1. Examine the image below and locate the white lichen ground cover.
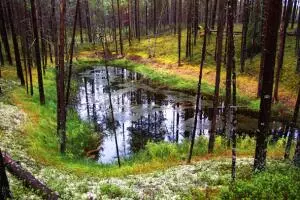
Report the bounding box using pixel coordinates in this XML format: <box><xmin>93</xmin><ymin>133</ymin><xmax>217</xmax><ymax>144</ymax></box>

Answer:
<box><xmin>0</xmin><ymin>99</ymin><xmax>253</xmax><ymax>200</ymax></box>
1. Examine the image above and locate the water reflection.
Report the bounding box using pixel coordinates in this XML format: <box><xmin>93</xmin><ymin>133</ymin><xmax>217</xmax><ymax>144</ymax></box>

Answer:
<box><xmin>76</xmin><ymin>66</ymin><xmax>295</xmax><ymax>163</ymax></box>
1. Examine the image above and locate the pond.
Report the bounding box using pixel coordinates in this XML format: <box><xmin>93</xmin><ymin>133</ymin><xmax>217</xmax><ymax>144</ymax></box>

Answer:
<box><xmin>76</xmin><ymin>66</ymin><xmax>289</xmax><ymax>164</ymax></box>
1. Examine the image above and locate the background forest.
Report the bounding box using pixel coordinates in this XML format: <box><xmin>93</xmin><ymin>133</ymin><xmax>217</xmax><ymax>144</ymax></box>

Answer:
<box><xmin>0</xmin><ymin>0</ymin><xmax>300</xmax><ymax>199</ymax></box>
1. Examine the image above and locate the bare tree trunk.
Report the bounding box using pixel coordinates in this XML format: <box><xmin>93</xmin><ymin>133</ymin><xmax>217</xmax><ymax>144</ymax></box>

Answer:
<box><xmin>226</xmin><ymin>0</ymin><xmax>237</xmax><ymax>181</ymax></box>
<box><xmin>85</xmin><ymin>0</ymin><xmax>92</xmax><ymax>43</ymax></box>
<box><xmin>66</xmin><ymin>0</ymin><xmax>80</xmax><ymax>107</ymax></box>
<box><xmin>117</xmin><ymin>0</ymin><xmax>124</xmax><ymax>56</ymax></box>
<box><xmin>0</xmin><ymin>41</ymin><xmax>3</xmax><ymax>67</ymax></box>
<box><xmin>135</xmin><ymin>0</ymin><xmax>140</xmax><ymax>41</ymax></box>
<box><xmin>0</xmin><ymin>0</ymin><xmax>12</xmax><ymax>65</ymax></box>
<box><xmin>208</xmin><ymin>0</ymin><xmax>226</xmax><ymax>153</ymax></box>
<box><xmin>111</xmin><ymin>0</ymin><xmax>119</xmax><ymax>54</ymax></box>
<box><xmin>30</xmin><ymin>0</ymin><xmax>45</xmax><ymax>105</ymax></box>
<box><xmin>211</xmin><ymin>0</ymin><xmax>218</xmax><ymax>30</ymax></box>
<box><xmin>291</xmin><ymin>0</ymin><xmax>298</xmax><ymax>29</ymax></box>
<box><xmin>240</xmin><ymin>0</ymin><xmax>249</xmax><ymax>73</ymax></box>
<box><xmin>78</xmin><ymin>2</ymin><xmax>83</xmax><ymax>44</ymax></box>
<box><xmin>178</xmin><ymin>0</ymin><xmax>182</xmax><ymax>66</ymax></box>
<box><xmin>0</xmin><ymin>150</ymin><xmax>12</xmax><ymax>199</ymax></box>
<box><xmin>58</xmin><ymin>0</ymin><xmax>67</xmax><ymax>154</ymax></box>
<box><xmin>224</xmin><ymin>3</ymin><xmax>233</xmax><ymax>147</ymax></box>
<box><xmin>37</xmin><ymin>0</ymin><xmax>47</xmax><ymax>75</ymax></box>
<box><xmin>128</xmin><ymin>0</ymin><xmax>132</xmax><ymax>45</ymax></box>
<box><xmin>6</xmin><ymin>0</ymin><xmax>25</xmax><ymax>86</ymax></box>
<box><xmin>153</xmin><ymin>0</ymin><xmax>157</xmax><ymax>35</ymax></box>
<box><xmin>254</xmin><ymin>0</ymin><xmax>282</xmax><ymax>171</ymax></box>
<box><xmin>3</xmin><ymin>151</ymin><xmax>59</xmax><ymax>199</ymax></box>
<box><xmin>193</xmin><ymin>0</ymin><xmax>199</xmax><ymax>45</ymax></box>
<box><xmin>23</xmin><ymin>0</ymin><xmax>33</xmax><ymax>96</ymax></box>
<box><xmin>257</xmin><ymin>0</ymin><xmax>266</xmax><ymax>97</ymax></box>
<box><xmin>187</xmin><ymin>0</ymin><xmax>209</xmax><ymax>164</ymax></box>
<box><xmin>273</xmin><ymin>0</ymin><xmax>293</xmax><ymax>102</ymax></box>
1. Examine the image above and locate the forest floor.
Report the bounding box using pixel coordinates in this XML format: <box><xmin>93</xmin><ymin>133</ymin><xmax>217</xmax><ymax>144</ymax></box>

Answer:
<box><xmin>1</xmin><ymin>69</ymin><xmax>298</xmax><ymax>199</ymax></box>
<box><xmin>0</xmin><ymin>82</ymin><xmax>252</xmax><ymax>199</ymax></box>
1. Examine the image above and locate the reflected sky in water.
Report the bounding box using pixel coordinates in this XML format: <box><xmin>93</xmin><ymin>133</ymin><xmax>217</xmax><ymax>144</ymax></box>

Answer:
<box><xmin>76</xmin><ymin>66</ymin><xmax>294</xmax><ymax>163</ymax></box>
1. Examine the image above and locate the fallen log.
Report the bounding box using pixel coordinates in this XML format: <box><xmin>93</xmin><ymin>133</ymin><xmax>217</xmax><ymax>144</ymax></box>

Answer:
<box><xmin>0</xmin><ymin>150</ymin><xmax>12</xmax><ymax>199</ymax></box>
<box><xmin>2</xmin><ymin>152</ymin><xmax>59</xmax><ymax>200</ymax></box>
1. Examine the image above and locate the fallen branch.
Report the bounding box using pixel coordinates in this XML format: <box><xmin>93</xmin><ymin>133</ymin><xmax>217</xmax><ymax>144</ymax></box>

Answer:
<box><xmin>3</xmin><ymin>152</ymin><xmax>59</xmax><ymax>200</ymax></box>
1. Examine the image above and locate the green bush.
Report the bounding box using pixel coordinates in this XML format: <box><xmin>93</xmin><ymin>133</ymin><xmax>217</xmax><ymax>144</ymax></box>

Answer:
<box><xmin>220</xmin><ymin>165</ymin><xmax>300</xmax><ymax>200</ymax></box>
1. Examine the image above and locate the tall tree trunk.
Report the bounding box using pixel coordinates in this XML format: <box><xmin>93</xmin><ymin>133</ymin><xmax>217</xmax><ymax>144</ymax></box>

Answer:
<box><xmin>253</xmin><ymin>0</ymin><xmax>282</xmax><ymax>171</ymax></box>
<box><xmin>111</xmin><ymin>0</ymin><xmax>119</xmax><ymax>54</ymax></box>
<box><xmin>6</xmin><ymin>0</ymin><xmax>25</xmax><ymax>86</ymax></box>
<box><xmin>78</xmin><ymin>2</ymin><xmax>83</xmax><ymax>44</ymax></box>
<box><xmin>23</xmin><ymin>0</ymin><xmax>33</xmax><ymax>96</ymax></box>
<box><xmin>58</xmin><ymin>0</ymin><xmax>67</xmax><ymax>154</ymax></box>
<box><xmin>177</xmin><ymin>0</ymin><xmax>182</xmax><ymax>66</ymax></box>
<box><xmin>257</xmin><ymin>0</ymin><xmax>265</xmax><ymax>97</ymax></box>
<box><xmin>37</xmin><ymin>0</ymin><xmax>46</xmax><ymax>75</ymax></box>
<box><xmin>0</xmin><ymin>0</ymin><xmax>12</xmax><ymax>65</ymax></box>
<box><xmin>128</xmin><ymin>0</ymin><xmax>132</xmax><ymax>45</ymax></box>
<box><xmin>0</xmin><ymin>41</ymin><xmax>3</xmax><ymax>67</ymax></box>
<box><xmin>240</xmin><ymin>0</ymin><xmax>249</xmax><ymax>73</ymax></box>
<box><xmin>211</xmin><ymin>0</ymin><xmax>218</xmax><ymax>30</ymax></box>
<box><xmin>66</xmin><ymin>0</ymin><xmax>80</xmax><ymax>107</ymax></box>
<box><xmin>193</xmin><ymin>0</ymin><xmax>199</xmax><ymax>45</ymax></box>
<box><xmin>173</xmin><ymin>0</ymin><xmax>177</xmax><ymax>34</ymax></box>
<box><xmin>187</xmin><ymin>0</ymin><xmax>209</xmax><ymax>164</ymax></box>
<box><xmin>226</xmin><ymin>0</ymin><xmax>237</xmax><ymax>180</ymax></box>
<box><xmin>135</xmin><ymin>0</ymin><xmax>140</xmax><ymax>41</ymax></box>
<box><xmin>186</xmin><ymin>0</ymin><xmax>193</xmax><ymax>59</ymax></box>
<box><xmin>85</xmin><ymin>0</ymin><xmax>92</xmax><ymax>43</ymax></box>
<box><xmin>208</xmin><ymin>0</ymin><xmax>226</xmax><ymax>153</ymax></box>
<box><xmin>224</xmin><ymin>2</ymin><xmax>233</xmax><ymax>147</ymax></box>
<box><xmin>291</xmin><ymin>0</ymin><xmax>298</xmax><ymax>29</ymax></box>
<box><xmin>30</xmin><ymin>0</ymin><xmax>45</xmax><ymax>105</ymax></box>
<box><xmin>273</xmin><ymin>0</ymin><xmax>293</xmax><ymax>102</ymax></box>
<box><xmin>153</xmin><ymin>0</ymin><xmax>157</xmax><ymax>34</ymax></box>
<box><xmin>117</xmin><ymin>0</ymin><xmax>124</xmax><ymax>56</ymax></box>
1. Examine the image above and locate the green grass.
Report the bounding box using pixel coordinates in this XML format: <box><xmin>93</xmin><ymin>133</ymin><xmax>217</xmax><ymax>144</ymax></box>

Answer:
<box><xmin>4</xmin><ymin>65</ymin><xmax>292</xmax><ymax>177</ymax></box>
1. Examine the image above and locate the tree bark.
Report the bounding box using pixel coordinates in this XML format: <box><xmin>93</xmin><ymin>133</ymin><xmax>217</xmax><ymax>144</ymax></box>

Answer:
<box><xmin>6</xmin><ymin>0</ymin><xmax>25</xmax><ymax>86</ymax></box>
<box><xmin>177</xmin><ymin>0</ymin><xmax>182</xmax><ymax>66</ymax></box>
<box><xmin>58</xmin><ymin>0</ymin><xmax>67</xmax><ymax>154</ymax></box>
<box><xmin>187</xmin><ymin>0</ymin><xmax>209</xmax><ymax>164</ymax></box>
<box><xmin>0</xmin><ymin>41</ymin><xmax>3</xmax><ymax>67</ymax></box>
<box><xmin>2</xmin><ymin>151</ymin><xmax>59</xmax><ymax>199</ymax></box>
<box><xmin>0</xmin><ymin>0</ymin><xmax>12</xmax><ymax>65</ymax></box>
<box><xmin>23</xmin><ymin>0</ymin><xmax>34</xmax><ymax>96</ymax></box>
<box><xmin>111</xmin><ymin>0</ymin><xmax>119</xmax><ymax>54</ymax></box>
<box><xmin>273</xmin><ymin>0</ymin><xmax>293</xmax><ymax>102</ymax></box>
<box><xmin>208</xmin><ymin>0</ymin><xmax>226</xmax><ymax>153</ymax></box>
<box><xmin>291</xmin><ymin>0</ymin><xmax>298</xmax><ymax>29</ymax></box>
<box><xmin>117</xmin><ymin>0</ymin><xmax>124</xmax><ymax>56</ymax></box>
<box><xmin>66</xmin><ymin>0</ymin><xmax>80</xmax><ymax>107</ymax></box>
<box><xmin>226</xmin><ymin>0</ymin><xmax>237</xmax><ymax>181</ymax></box>
<box><xmin>240</xmin><ymin>0</ymin><xmax>249</xmax><ymax>73</ymax></box>
<box><xmin>0</xmin><ymin>150</ymin><xmax>11</xmax><ymax>199</ymax></box>
<box><xmin>78</xmin><ymin>1</ymin><xmax>84</xmax><ymax>43</ymax></box>
<box><xmin>30</xmin><ymin>0</ymin><xmax>45</xmax><ymax>105</ymax></box>
<box><xmin>85</xmin><ymin>0</ymin><xmax>92</xmax><ymax>43</ymax></box>
<box><xmin>254</xmin><ymin>0</ymin><xmax>282</xmax><ymax>171</ymax></box>
<box><xmin>211</xmin><ymin>0</ymin><xmax>218</xmax><ymax>30</ymax></box>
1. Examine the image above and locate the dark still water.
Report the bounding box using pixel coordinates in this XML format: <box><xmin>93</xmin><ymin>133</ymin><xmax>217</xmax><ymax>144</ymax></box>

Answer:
<box><xmin>76</xmin><ymin>66</ymin><xmax>285</xmax><ymax>163</ymax></box>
